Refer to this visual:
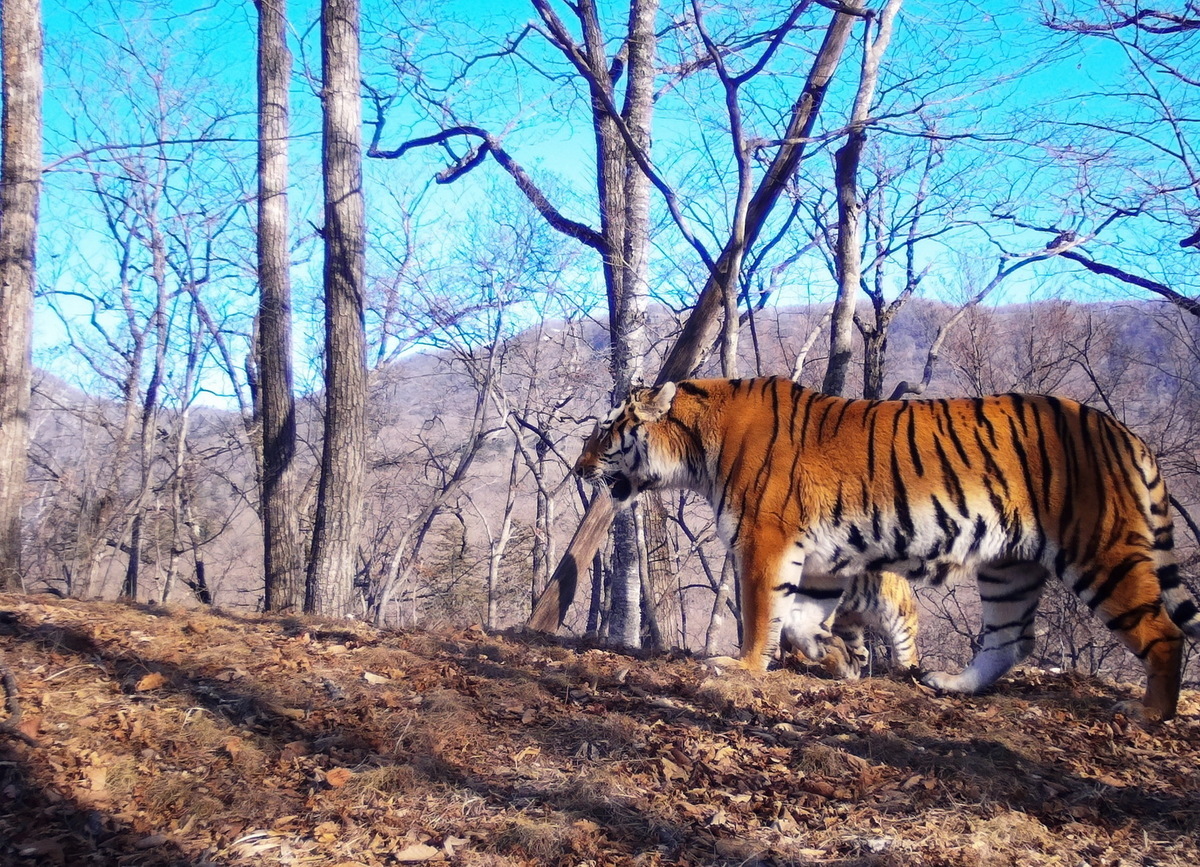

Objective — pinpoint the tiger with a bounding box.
[794,570,921,680]
[574,376,1200,721]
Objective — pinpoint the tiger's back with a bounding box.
[576,376,1200,720]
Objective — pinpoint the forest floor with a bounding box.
[1,594,1199,866]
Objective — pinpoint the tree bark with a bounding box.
[256,0,303,612]
[0,0,42,593]
[823,129,865,396]
[122,207,170,601]
[307,0,367,617]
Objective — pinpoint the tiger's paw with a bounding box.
[1110,699,1170,725]
[919,670,972,694]
[701,655,745,674]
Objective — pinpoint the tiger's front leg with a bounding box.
[734,544,785,671]
[736,528,845,669]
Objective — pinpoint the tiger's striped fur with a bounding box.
[574,376,1200,720]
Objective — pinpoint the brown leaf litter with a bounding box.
[1,593,1198,866]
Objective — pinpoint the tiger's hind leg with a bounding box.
[922,562,1047,695]
[1073,556,1184,722]
[832,617,869,676]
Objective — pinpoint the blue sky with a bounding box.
[29,0,1198,404]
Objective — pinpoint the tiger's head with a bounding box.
[573,382,678,504]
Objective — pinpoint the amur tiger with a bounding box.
[796,570,921,680]
[574,376,1200,721]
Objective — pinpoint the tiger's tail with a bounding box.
[1143,449,1200,638]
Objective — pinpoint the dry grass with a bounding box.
[2,593,1199,866]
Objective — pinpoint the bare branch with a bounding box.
[1044,3,1200,36]
[1059,250,1200,316]
[532,0,717,272]
[369,124,606,252]
[889,231,1101,399]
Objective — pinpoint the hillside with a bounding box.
[2,595,1199,866]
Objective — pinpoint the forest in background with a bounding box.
[23,295,1200,687]
[3,4,1200,863]
[0,0,1196,687]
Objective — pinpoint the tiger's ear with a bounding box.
[633,381,676,421]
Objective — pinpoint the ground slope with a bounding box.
[1,594,1198,866]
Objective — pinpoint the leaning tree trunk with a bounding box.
[256,0,304,613]
[0,0,43,593]
[306,0,367,616]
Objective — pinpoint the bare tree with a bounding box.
[306,0,368,616]
[528,2,864,632]
[1038,1,1198,314]
[255,0,303,612]
[0,0,43,593]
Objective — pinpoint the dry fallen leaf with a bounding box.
[4,594,1200,867]
[394,842,441,862]
[18,839,65,866]
[280,740,311,762]
[135,671,166,691]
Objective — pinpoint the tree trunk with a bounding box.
[639,492,674,650]
[122,212,170,601]
[598,0,658,648]
[536,0,661,646]
[256,0,303,612]
[862,323,888,400]
[162,319,202,605]
[704,555,736,657]
[823,129,865,397]
[822,0,902,396]
[0,0,43,593]
[307,0,367,617]
[485,447,521,631]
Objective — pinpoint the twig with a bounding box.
[0,666,38,746]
